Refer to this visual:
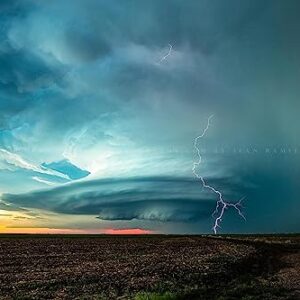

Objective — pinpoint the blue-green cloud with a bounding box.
[0,0,300,233]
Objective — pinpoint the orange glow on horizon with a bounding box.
[0,227,97,234]
[0,227,155,235]
[104,228,154,235]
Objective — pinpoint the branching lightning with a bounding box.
[192,115,246,234]
[158,44,173,63]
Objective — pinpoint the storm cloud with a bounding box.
[1,176,221,222]
[1,0,300,233]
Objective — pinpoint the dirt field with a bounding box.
[0,235,299,299]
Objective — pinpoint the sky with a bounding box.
[0,0,299,234]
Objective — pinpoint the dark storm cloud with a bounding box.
[95,199,212,222]
[0,0,300,233]
[1,176,236,222]
[0,47,56,128]
[0,49,63,124]
[1,0,298,144]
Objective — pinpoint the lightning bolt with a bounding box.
[158,43,173,63]
[192,115,246,234]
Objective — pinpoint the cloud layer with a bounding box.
[1,0,300,233]
[2,177,216,222]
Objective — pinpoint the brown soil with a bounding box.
[0,235,299,299]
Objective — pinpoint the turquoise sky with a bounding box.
[0,0,299,234]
